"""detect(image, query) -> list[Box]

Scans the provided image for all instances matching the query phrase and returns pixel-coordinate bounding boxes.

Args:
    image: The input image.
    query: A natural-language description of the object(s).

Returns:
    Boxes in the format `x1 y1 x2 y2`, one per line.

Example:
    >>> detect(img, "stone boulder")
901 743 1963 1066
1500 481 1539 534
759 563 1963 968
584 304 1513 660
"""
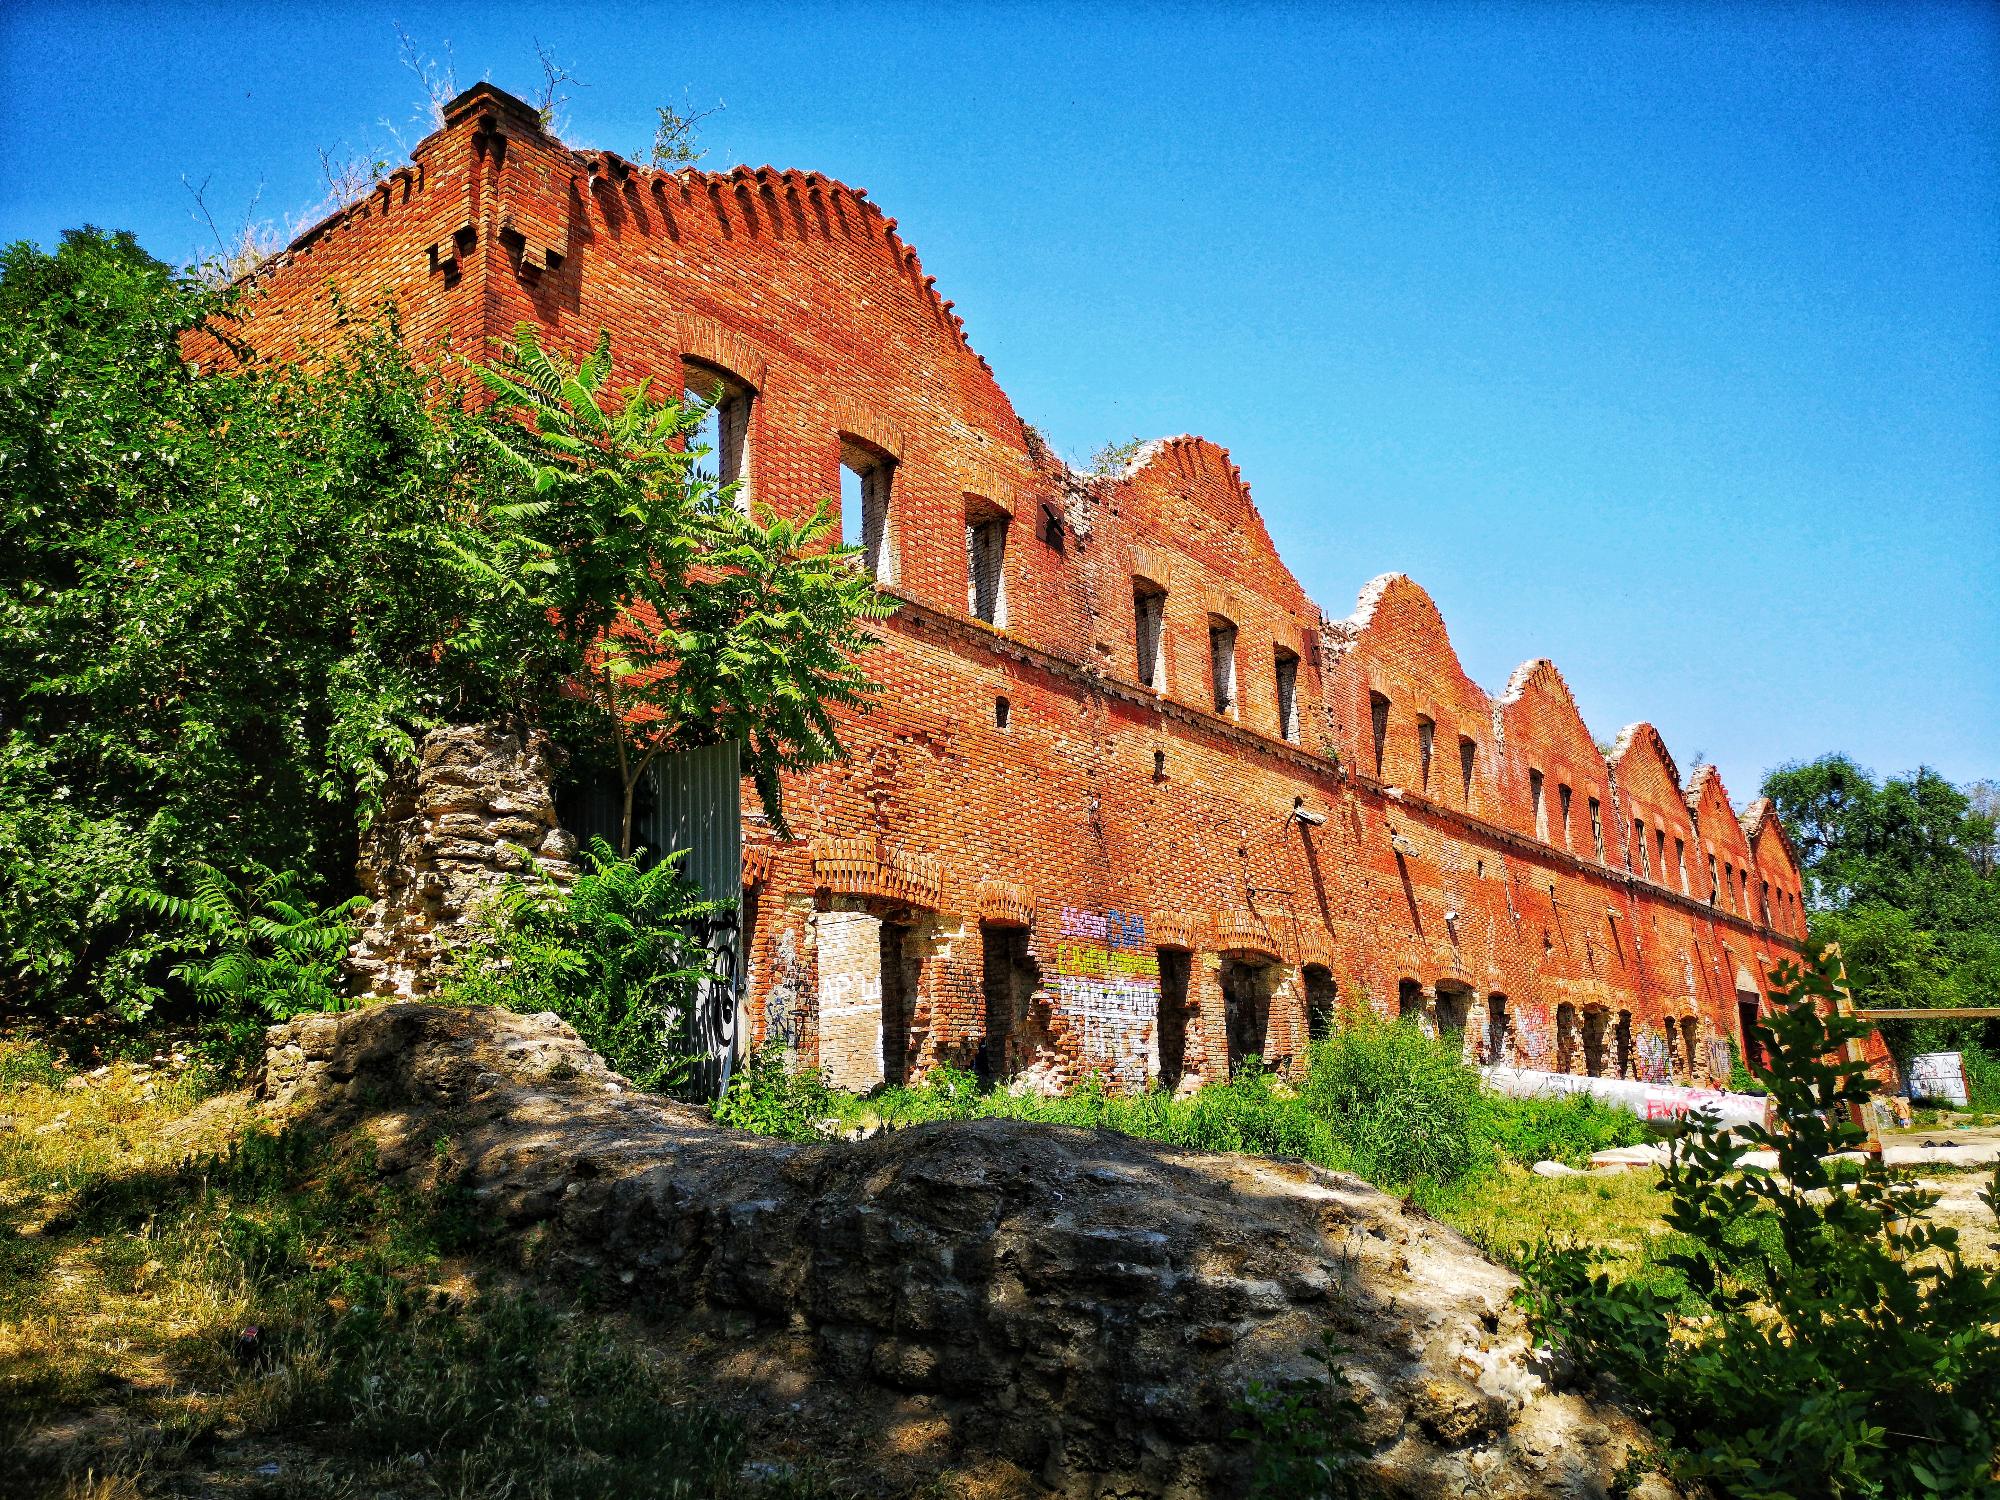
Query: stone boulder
255 1004 1673 1499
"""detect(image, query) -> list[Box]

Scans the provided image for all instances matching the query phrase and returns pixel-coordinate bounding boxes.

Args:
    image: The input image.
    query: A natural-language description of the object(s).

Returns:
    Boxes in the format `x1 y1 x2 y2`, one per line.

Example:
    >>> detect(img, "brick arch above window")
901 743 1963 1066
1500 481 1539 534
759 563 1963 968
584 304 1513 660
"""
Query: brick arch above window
674 314 766 391
822 393 906 462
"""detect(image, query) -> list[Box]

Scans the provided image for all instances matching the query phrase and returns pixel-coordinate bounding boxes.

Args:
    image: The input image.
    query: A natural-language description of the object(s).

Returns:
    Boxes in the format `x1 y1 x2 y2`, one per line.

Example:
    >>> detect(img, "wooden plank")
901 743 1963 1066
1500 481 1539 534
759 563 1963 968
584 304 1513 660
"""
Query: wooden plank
1858 1008 2000 1021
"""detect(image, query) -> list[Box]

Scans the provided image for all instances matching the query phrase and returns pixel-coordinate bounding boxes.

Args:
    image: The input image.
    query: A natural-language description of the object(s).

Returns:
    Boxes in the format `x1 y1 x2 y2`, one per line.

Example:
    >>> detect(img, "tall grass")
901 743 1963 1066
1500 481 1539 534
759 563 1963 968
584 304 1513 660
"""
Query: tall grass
715 1014 1649 1192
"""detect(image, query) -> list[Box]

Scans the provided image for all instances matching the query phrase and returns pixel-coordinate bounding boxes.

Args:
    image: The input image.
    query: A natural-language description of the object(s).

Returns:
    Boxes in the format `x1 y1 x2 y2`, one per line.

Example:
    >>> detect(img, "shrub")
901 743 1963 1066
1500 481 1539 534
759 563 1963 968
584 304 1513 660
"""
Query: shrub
1517 948 2000 1499
712 1049 848 1140
1298 1013 1484 1185
443 839 727 1094
1479 1090 1649 1169
1229 1329 1368 1499
126 864 365 1070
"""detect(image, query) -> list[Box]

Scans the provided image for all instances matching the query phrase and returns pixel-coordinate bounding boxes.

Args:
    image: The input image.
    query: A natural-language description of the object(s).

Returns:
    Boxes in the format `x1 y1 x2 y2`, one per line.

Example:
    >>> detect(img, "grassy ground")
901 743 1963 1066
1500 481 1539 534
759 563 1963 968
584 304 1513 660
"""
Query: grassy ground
0 1034 861 1500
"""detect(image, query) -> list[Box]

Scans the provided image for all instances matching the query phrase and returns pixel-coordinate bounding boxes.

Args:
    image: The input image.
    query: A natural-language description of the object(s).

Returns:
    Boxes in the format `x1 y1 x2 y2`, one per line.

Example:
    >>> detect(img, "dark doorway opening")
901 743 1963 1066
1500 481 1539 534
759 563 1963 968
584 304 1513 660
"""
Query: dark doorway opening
1397 978 1425 1022
1221 959 1274 1075
1581 1007 1608 1077
1615 1010 1634 1079
979 924 1035 1082
1486 993 1510 1065
880 922 917 1086
1738 996 1764 1074
1304 965 1338 1042
1435 982 1472 1036
1157 949 1191 1088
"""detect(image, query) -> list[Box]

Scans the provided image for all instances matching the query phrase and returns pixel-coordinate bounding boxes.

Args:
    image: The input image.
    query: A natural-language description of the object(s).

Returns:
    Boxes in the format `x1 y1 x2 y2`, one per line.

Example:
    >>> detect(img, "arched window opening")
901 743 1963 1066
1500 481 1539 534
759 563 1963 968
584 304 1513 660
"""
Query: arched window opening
684 359 754 505
839 437 895 583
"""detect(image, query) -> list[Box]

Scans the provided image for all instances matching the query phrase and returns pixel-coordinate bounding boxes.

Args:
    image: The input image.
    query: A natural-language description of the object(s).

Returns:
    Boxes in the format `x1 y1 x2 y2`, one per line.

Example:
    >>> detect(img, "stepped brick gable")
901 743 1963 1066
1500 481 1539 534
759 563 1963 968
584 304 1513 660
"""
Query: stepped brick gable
217 83 1822 1093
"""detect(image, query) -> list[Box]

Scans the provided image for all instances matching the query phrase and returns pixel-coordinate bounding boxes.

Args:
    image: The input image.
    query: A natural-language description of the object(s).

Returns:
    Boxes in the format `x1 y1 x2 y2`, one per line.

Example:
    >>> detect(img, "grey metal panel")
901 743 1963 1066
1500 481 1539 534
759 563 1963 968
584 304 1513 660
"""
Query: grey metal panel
639 740 744 1097
640 739 743 903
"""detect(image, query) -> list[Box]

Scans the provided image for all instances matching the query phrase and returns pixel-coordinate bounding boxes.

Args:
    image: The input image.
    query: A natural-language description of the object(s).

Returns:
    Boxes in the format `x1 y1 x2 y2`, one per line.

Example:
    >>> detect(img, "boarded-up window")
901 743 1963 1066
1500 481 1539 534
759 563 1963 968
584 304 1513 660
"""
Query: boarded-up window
1209 617 1238 715
964 497 1008 625
1134 582 1166 688
1274 646 1301 742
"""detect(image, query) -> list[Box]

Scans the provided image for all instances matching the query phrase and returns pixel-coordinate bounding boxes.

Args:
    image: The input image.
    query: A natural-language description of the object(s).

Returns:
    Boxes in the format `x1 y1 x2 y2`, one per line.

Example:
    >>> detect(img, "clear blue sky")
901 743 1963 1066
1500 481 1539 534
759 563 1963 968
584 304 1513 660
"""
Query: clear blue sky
4 2 1995 804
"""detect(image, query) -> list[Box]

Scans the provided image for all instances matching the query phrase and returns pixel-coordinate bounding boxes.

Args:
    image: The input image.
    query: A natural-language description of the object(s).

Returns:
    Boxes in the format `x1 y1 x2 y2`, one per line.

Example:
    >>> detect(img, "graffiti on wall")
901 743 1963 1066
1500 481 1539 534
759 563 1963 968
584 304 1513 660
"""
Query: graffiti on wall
1054 906 1158 1086
1705 1035 1733 1083
1635 1028 1672 1083
1511 1007 1552 1069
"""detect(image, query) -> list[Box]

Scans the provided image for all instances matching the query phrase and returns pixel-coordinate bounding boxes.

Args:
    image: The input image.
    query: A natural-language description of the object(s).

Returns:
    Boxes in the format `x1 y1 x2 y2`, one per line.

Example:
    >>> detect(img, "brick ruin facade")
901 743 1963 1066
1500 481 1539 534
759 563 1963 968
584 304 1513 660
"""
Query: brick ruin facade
214 82 1826 1095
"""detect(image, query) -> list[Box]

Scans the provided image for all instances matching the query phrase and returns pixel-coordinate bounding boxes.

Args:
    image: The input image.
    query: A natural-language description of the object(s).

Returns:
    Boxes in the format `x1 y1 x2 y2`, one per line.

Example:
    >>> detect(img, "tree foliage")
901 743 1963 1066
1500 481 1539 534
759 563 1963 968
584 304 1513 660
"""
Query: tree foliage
1519 948 2000 1498
0 227 884 1026
1762 755 2000 1071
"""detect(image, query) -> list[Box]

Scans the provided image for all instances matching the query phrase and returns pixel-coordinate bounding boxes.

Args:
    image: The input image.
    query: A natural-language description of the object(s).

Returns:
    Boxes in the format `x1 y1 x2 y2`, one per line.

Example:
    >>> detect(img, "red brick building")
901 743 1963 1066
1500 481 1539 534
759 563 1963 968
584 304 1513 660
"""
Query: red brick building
222 83 1817 1093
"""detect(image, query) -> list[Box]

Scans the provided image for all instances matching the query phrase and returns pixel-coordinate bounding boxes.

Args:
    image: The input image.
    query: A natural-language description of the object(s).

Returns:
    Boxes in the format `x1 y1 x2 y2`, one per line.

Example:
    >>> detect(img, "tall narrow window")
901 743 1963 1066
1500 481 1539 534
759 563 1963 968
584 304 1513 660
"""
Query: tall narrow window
963 497 1008 625
685 360 754 505
1655 829 1668 882
1530 769 1548 840
1708 853 1720 904
1459 735 1477 804
1589 796 1605 861
1133 582 1166 688
1369 692 1390 776
1760 879 1772 927
1676 836 1688 893
1273 646 1300 743
1416 716 1436 792
839 438 894 583
1558 783 1573 846
1209 617 1237 715
1723 861 1736 910
1635 818 1651 878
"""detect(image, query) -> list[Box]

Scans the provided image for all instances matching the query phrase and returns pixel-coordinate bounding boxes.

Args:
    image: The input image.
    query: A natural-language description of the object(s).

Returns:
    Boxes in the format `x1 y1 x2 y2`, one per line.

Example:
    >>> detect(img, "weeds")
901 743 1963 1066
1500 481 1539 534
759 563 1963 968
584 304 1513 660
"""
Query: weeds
717 1015 1646 1193
0 1039 831 1499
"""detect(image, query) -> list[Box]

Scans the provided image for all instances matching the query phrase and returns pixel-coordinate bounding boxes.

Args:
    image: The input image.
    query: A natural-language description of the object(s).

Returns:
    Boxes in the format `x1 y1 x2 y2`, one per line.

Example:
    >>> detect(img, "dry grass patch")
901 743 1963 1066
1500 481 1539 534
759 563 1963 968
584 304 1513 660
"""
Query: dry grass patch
0 1035 860 1500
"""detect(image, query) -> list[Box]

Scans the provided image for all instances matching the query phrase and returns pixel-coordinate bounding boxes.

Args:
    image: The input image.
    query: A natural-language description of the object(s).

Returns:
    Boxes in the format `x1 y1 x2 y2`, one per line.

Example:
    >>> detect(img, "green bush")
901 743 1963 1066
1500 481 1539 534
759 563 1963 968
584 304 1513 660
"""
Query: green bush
442 839 727 1094
1478 1090 1649 1169
1518 948 2000 1499
715 1014 1560 1193
1298 1013 1485 1185
126 864 366 1070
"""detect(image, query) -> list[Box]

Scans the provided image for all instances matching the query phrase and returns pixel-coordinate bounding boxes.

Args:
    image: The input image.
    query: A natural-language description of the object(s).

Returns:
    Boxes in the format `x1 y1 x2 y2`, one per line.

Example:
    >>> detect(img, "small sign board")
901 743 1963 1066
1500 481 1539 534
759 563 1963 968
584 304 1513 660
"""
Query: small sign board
1907 1052 1969 1107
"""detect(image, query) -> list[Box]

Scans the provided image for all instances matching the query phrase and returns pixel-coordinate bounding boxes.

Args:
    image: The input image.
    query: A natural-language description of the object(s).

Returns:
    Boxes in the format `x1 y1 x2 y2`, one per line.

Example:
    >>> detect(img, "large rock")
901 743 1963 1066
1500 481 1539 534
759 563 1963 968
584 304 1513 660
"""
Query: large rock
255 1004 1672 1499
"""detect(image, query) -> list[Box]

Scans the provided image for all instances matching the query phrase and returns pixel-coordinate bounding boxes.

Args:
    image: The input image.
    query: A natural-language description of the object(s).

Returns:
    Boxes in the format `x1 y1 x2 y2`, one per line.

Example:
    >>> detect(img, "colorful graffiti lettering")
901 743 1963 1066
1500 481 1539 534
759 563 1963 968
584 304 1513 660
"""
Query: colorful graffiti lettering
1055 907 1157 1085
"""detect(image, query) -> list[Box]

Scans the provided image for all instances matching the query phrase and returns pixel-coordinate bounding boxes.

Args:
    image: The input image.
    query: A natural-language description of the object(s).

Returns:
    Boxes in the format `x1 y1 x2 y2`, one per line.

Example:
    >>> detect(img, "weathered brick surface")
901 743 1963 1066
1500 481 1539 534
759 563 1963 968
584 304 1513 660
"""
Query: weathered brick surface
219 83 1822 1092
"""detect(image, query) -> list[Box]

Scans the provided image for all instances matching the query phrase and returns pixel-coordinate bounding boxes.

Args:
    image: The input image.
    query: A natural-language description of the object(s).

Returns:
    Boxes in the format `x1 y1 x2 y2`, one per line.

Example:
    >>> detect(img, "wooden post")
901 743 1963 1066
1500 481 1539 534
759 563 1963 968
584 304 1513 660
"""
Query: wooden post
1821 942 1884 1157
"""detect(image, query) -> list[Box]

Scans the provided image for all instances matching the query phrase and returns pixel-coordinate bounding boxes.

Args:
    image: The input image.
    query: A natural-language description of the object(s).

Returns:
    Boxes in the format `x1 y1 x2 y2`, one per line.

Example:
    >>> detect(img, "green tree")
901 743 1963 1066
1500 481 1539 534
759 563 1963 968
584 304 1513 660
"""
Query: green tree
1763 755 2000 1078
0 228 885 1027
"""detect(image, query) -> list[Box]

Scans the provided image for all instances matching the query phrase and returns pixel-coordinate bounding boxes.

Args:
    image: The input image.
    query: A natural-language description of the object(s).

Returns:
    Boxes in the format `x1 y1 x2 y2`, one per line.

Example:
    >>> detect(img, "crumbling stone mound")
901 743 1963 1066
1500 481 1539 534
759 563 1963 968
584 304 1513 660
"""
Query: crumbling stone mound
255 1004 1675 1499
345 722 576 1000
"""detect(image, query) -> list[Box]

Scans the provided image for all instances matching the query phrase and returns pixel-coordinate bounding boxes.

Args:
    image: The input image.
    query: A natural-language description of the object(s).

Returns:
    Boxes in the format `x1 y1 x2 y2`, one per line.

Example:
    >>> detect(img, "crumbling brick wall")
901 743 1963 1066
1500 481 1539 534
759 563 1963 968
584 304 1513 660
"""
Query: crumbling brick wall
222 82 1830 1093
